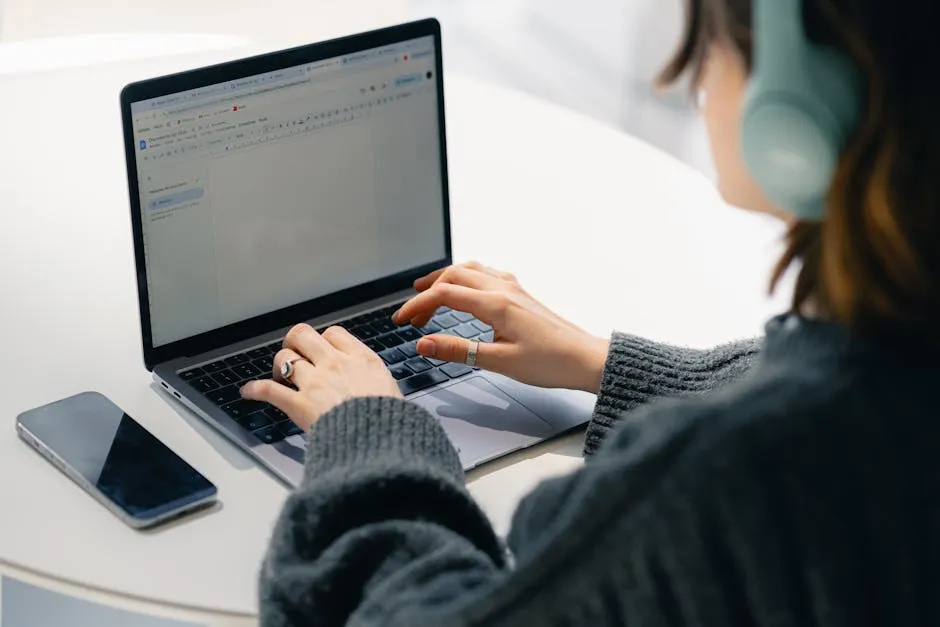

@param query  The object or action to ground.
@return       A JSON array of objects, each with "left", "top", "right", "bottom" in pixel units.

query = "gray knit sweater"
[{"left": 259, "top": 316, "right": 940, "bottom": 626}]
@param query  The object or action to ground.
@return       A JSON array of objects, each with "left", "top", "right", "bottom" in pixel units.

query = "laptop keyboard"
[{"left": 177, "top": 304, "right": 494, "bottom": 445}]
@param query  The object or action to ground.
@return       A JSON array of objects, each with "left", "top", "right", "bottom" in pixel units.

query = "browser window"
[{"left": 130, "top": 36, "right": 446, "bottom": 348}]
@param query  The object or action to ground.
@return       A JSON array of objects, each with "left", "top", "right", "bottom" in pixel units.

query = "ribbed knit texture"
[
  {"left": 586, "top": 333, "right": 762, "bottom": 455},
  {"left": 260, "top": 316, "right": 940, "bottom": 626}
]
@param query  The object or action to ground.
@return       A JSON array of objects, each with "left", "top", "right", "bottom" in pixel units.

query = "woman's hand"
[
  {"left": 241, "top": 324, "right": 402, "bottom": 432},
  {"left": 394, "top": 261, "right": 610, "bottom": 394}
]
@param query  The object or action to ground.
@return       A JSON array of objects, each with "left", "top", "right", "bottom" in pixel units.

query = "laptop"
[{"left": 120, "top": 19, "right": 595, "bottom": 487}]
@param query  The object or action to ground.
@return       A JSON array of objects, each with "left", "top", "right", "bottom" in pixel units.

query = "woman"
[{"left": 243, "top": 0, "right": 940, "bottom": 624}]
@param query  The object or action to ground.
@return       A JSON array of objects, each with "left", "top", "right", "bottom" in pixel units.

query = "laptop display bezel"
[{"left": 120, "top": 19, "right": 452, "bottom": 371}]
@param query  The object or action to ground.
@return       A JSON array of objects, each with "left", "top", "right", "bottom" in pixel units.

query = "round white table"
[{"left": 0, "top": 44, "right": 789, "bottom": 626}]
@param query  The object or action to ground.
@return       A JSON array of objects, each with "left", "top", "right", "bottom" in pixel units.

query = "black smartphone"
[{"left": 16, "top": 391, "right": 218, "bottom": 529}]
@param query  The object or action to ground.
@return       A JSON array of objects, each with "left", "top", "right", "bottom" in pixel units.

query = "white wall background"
[
  {"left": 409, "top": 0, "right": 715, "bottom": 176},
  {"left": 0, "top": 0, "right": 712, "bottom": 176}
]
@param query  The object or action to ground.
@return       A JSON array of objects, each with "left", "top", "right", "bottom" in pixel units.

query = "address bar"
[
  {"left": 166, "top": 55, "right": 402, "bottom": 117},
  {"left": 166, "top": 77, "right": 312, "bottom": 116}
]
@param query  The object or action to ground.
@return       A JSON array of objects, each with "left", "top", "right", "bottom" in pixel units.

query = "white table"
[{"left": 0, "top": 46, "right": 789, "bottom": 626}]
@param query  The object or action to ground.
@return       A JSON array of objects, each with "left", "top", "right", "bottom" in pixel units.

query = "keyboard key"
[
  {"left": 264, "top": 406, "right": 289, "bottom": 423},
  {"left": 441, "top": 363, "right": 473, "bottom": 379},
  {"left": 254, "top": 425, "right": 286, "bottom": 444},
  {"left": 211, "top": 369, "right": 240, "bottom": 386},
  {"left": 455, "top": 323, "right": 480, "bottom": 339},
  {"left": 225, "top": 354, "right": 251, "bottom": 366},
  {"left": 389, "top": 364, "right": 413, "bottom": 380},
  {"left": 265, "top": 341, "right": 283, "bottom": 354},
  {"left": 258, "top": 372, "right": 274, "bottom": 380},
  {"left": 400, "top": 341, "right": 419, "bottom": 358},
  {"left": 252, "top": 357, "right": 274, "bottom": 372},
  {"left": 232, "top": 363, "right": 262, "bottom": 379},
  {"left": 436, "top": 306, "right": 452, "bottom": 314},
  {"left": 222, "top": 399, "right": 268, "bottom": 419},
  {"left": 420, "top": 321, "right": 442, "bottom": 335},
  {"left": 373, "top": 319, "right": 397, "bottom": 334},
  {"left": 365, "top": 339, "right": 385, "bottom": 352},
  {"left": 239, "top": 411, "right": 272, "bottom": 431},
  {"left": 203, "top": 360, "right": 227, "bottom": 374},
  {"left": 453, "top": 311, "right": 475, "bottom": 323},
  {"left": 398, "top": 369, "right": 448, "bottom": 396},
  {"left": 247, "top": 347, "right": 269, "bottom": 359},
  {"left": 378, "top": 333, "right": 405, "bottom": 349},
  {"left": 179, "top": 368, "right": 204, "bottom": 380},
  {"left": 190, "top": 376, "right": 220, "bottom": 393},
  {"left": 433, "top": 313, "right": 459, "bottom": 328},
  {"left": 397, "top": 327, "right": 423, "bottom": 342},
  {"left": 350, "top": 325, "right": 378, "bottom": 340},
  {"left": 480, "top": 331, "right": 494, "bottom": 343},
  {"left": 207, "top": 385, "right": 241, "bottom": 406},
  {"left": 379, "top": 348, "right": 407, "bottom": 365},
  {"left": 471, "top": 320, "right": 493, "bottom": 333},
  {"left": 278, "top": 421, "right": 303, "bottom": 437},
  {"left": 427, "top": 358, "right": 447, "bottom": 366},
  {"left": 405, "top": 357, "right": 432, "bottom": 373}
]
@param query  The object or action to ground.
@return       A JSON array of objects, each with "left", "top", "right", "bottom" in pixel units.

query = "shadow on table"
[{"left": 152, "top": 382, "right": 256, "bottom": 472}]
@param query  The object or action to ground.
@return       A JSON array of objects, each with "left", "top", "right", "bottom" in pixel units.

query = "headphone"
[{"left": 741, "top": 0, "right": 863, "bottom": 221}]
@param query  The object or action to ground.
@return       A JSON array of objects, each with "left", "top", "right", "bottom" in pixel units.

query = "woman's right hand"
[{"left": 393, "top": 262, "right": 610, "bottom": 394}]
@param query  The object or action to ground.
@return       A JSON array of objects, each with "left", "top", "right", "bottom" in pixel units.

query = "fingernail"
[
  {"left": 240, "top": 383, "right": 253, "bottom": 398},
  {"left": 392, "top": 308, "right": 402, "bottom": 323},
  {"left": 417, "top": 338, "right": 436, "bottom": 357}
]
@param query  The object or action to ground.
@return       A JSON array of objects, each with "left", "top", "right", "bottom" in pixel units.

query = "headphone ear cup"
[
  {"left": 742, "top": 0, "right": 863, "bottom": 221},
  {"left": 741, "top": 89, "right": 841, "bottom": 220}
]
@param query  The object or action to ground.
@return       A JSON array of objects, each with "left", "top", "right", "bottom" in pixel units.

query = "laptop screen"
[{"left": 129, "top": 35, "right": 446, "bottom": 348}]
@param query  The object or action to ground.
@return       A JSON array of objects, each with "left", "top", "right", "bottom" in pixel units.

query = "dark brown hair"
[{"left": 659, "top": 0, "right": 940, "bottom": 346}]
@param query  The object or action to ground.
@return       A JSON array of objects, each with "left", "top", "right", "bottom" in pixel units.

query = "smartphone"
[{"left": 16, "top": 391, "right": 218, "bottom": 529}]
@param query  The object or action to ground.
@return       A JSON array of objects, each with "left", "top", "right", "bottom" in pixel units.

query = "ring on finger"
[
  {"left": 465, "top": 339, "right": 480, "bottom": 368},
  {"left": 280, "top": 357, "right": 307, "bottom": 381}
]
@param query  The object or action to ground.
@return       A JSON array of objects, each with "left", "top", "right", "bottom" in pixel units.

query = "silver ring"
[
  {"left": 280, "top": 358, "right": 303, "bottom": 381},
  {"left": 465, "top": 340, "right": 480, "bottom": 368}
]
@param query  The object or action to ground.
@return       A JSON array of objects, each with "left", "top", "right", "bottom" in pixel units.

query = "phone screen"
[{"left": 18, "top": 392, "right": 216, "bottom": 521}]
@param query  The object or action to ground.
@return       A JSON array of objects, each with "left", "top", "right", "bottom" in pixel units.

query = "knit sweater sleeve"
[
  {"left": 585, "top": 333, "right": 762, "bottom": 455},
  {"left": 259, "top": 393, "right": 756, "bottom": 627}
]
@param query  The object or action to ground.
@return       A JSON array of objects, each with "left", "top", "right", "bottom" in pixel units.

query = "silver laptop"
[{"left": 120, "top": 19, "right": 594, "bottom": 487}]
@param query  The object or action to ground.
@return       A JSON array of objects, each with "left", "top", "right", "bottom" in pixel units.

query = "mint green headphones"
[{"left": 742, "top": 0, "right": 862, "bottom": 220}]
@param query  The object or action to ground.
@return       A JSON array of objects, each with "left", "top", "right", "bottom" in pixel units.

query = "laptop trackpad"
[{"left": 411, "top": 376, "right": 554, "bottom": 468}]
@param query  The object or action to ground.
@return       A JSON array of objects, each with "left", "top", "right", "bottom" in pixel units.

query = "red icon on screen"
[
  {"left": 403, "top": 55, "right": 409, "bottom": 61},
  {"left": 233, "top": 105, "right": 239, "bottom": 112}
]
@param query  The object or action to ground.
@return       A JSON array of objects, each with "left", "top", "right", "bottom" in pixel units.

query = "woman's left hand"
[{"left": 240, "top": 324, "right": 403, "bottom": 432}]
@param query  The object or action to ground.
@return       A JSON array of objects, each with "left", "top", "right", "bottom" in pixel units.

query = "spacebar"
[{"left": 398, "top": 369, "right": 449, "bottom": 396}]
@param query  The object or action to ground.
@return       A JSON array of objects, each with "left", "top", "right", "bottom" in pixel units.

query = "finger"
[
  {"left": 273, "top": 348, "right": 316, "bottom": 387},
  {"left": 442, "top": 265, "right": 504, "bottom": 290},
  {"left": 416, "top": 334, "right": 507, "bottom": 371},
  {"left": 486, "top": 266, "right": 518, "bottom": 283},
  {"left": 395, "top": 283, "right": 508, "bottom": 328},
  {"left": 398, "top": 268, "right": 506, "bottom": 327},
  {"left": 240, "top": 379, "right": 306, "bottom": 420},
  {"left": 284, "top": 323, "right": 333, "bottom": 365},
  {"left": 320, "top": 325, "right": 367, "bottom": 355},
  {"left": 413, "top": 267, "right": 447, "bottom": 291},
  {"left": 413, "top": 261, "right": 494, "bottom": 291}
]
